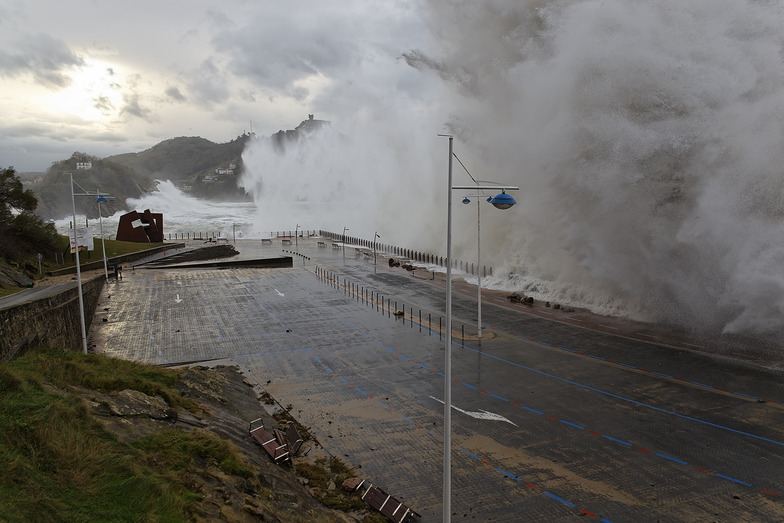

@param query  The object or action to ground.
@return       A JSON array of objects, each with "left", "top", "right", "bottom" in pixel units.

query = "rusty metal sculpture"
[{"left": 116, "top": 210, "right": 163, "bottom": 243}]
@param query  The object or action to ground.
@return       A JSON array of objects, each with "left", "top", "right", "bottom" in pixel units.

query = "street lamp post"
[
  {"left": 462, "top": 196, "right": 484, "bottom": 338},
  {"left": 70, "top": 177, "right": 117, "bottom": 354},
  {"left": 439, "top": 135, "right": 518, "bottom": 521},
  {"left": 295, "top": 224, "right": 300, "bottom": 249},
  {"left": 69, "top": 174, "right": 88, "bottom": 354},
  {"left": 96, "top": 191, "right": 115, "bottom": 283},
  {"left": 373, "top": 232, "right": 381, "bottom": 266},
  {"left": 343, "top": 226, "right": 349, "bottom": 263}
]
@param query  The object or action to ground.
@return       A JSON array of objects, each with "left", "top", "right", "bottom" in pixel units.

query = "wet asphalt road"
[{"left": 90, "top": 239, "right": 784, "bottom": 522}]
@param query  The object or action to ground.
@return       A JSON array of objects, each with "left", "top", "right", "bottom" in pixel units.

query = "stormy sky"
[{"left": 0, "top": 0, "right": 430, "bottom": 171}]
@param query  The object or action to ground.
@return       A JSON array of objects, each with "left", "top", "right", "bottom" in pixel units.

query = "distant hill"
[
  {"left": 31, "top": 153, "right": 156, "bottom": 221},
  {"left": 106, "top": 134, "right": 251, "bottom": 200},
  {"left": 30, "top": 117, "right": 331, "bottom": 220}
]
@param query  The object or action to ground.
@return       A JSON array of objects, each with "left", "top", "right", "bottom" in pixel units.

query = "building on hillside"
[
  {"left": 295, "top": 114, "right": 331, "bottom": 133},
  {"left": 76, "top": 162, "right": 92, "bottom": 169}
]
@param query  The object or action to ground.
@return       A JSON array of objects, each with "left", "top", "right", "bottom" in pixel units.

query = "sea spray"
[{"left": 242, "top": 1, "right": 784, "bottom": 340}]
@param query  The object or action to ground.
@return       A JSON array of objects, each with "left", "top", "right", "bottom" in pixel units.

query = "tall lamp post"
[
  {"left": 373, "top": 231, "right": 381, "bottom": 266},
  {"left": 295, "top": 224, "right": 300, "bottom": 248},
  {"left": 69, "top": 173, "right": 88, "bottom": 354},
  {"left": 461, "top": 196, "right": 484, "bottom": 338},
  {"left": 70, "top": 176, "right": 117, "bottom": 354},
  {"left": 342, "top": 226, "right": 349, "bottom": 263},
  {"left": 96, "top": 191, "right": 115, "bottom": 283},
  {"left": 438, "top": 135, "right": 518, "bottom": 521}
]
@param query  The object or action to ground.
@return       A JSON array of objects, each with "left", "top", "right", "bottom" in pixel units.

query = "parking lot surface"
[{"left": 90, "top": 239, "right": 784, "bottom": 522}]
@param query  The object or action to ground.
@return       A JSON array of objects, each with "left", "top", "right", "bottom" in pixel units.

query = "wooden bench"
[
  {"left": 285, "top": 424, "right": 304, "bottom": 455},
  {"left": 317, "top": 241, "right": 326, "bottom": 248},
  {"left": 249, "top": 419, "right": 305, "bottom": 464},
  {"left": 261, "top": 238, "right": 273, "bottom": 244},
  {"left": 282, "top": 239, "right": 292, "bottom": 245},
  {"left": 249, "top": 419, "right": 289, "bottom": 462},
  {"left": 359, "top": 483, "right": 420, "bottom": 522}
]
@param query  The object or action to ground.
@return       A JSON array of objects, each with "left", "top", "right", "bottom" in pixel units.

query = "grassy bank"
[
  {"left": 0, "top": 346, "right": 382, "bottom": 522},
  {"left": 0, "top": 347, "right": 236, "bottom": 521}
]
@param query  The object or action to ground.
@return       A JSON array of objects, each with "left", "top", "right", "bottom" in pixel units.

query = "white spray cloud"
[{"left": 242, "top": 0, "right": 784, "bottom": 338}]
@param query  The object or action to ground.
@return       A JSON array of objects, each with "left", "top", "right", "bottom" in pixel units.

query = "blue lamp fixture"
[{"left": 488, "top": 190, "right": 516, "bottom": 209}]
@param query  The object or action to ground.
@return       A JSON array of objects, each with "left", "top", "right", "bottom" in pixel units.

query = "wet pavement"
[{"left": 90, "top": 238, "right": 784, "bottom": 522}]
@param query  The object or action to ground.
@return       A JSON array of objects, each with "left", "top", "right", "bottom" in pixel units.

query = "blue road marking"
[
  {"left": 453, "top": 340, "right": 784, "bottom": 447},
  {"left": 715, "top": 473, "right": 752, "bottom": 486},
  {"left": 604, "top": 436, "right": 631, "bottom": 446},
  {"left": 657, "top": 454, "right": 687, "bottom": 465},
  {"left": 543, "top": 491, "right": 575, "bottom": 508}
]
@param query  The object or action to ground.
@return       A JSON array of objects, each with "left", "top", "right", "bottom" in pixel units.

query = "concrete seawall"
[{"left": 0, "top": 275, "right": 105, "bottom": 362}]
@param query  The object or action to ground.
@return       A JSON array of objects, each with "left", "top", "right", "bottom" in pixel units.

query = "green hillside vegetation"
[
  {"left": 0, "top": 167, "right": 62, "bottom": 278},
  {"left": 31, "top": 152, "right": 156, "bottom": 221},
  {"left": 0, "top": 347, "right": 241, "bottom": 521},
  {"left": 107, "top": 134, "right": 252, "bottom": 200},
  {"left": 0, "top": 347, "right": 381, "bottom": 522}
]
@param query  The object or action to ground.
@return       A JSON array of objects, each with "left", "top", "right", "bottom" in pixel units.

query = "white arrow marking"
[
  {"left": 274, "top": 289, "right": 284, "bottom": 297},
  {"left": 175, "top": 294, "right": 183, "bottom": 303},
  {"left": 430, "top": 396, "right": 518, "bottom": 426}
]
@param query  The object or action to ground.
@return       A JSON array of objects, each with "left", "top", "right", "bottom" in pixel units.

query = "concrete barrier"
[{"left": 0, "top": 275, "right": 105, "bottom": 361}]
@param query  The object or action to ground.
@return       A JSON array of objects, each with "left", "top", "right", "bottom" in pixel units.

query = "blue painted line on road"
[
  {"left": 691, "top": 381, "right": 713, "bottom": 388},
  {"left": 324, "top": 366, "right": 334, "bottom": 373},
  {"left": 499, "top": 469, "right": 519, "bottom": 480},
  {"left": 235, "top": 348, "right": 312, "bottom": 358},
  {"left": 651, "top": 371, "right": 673, "bottom": 378},
  {"left": 715, "top": 473, "right": 752, "bottom": 486},
  {"left": 734, "top": 392, "right": 758, "bottom": 399},
  {"left": 560, "top": 420, "right": 584, "bottom": 430},
  {"left": 523, "top": 406, "right": 543, "bottom": 415},
  {"left": 355, "top": 387, "right": 367, "bottom": 395},
  {"left": 452, "top": 339, "right": 784, "bottom": 447},
  {"left": 418, "top": 364, "right": 430, "bottom": 370},
  {"left": 604, "top": 435, "right": 631, "bottom": 446},
  {"left": 588, "top": 355, "right": 606, "bottom": 360},
  {"left": 463, "top": 383, "right": 478, "bottom": 390},
  {"left": 543, "top": 491, "right": 575, "bottom": 508},
  {"left": 657, "top": 454, "right": 687, "bottom": 465},
  {"left": 490, "top": 394, "right": 509, "bottom": 401}
]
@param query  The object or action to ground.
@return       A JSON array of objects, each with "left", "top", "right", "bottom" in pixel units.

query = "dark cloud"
[
  {"left": 210, "top": 10, "right": 358, "bottom": 98},
  {"left": 0, "top": 32, "right": 84, "bottom": 88},
  {"left": 93, "top": 95, "right": 114, "bottom": 113},
  {"left": 165, "top": 85, "right": 186, "bottom": 102},
  {"left": 120, "top": 92, "right": 153, "bottom": 120},
  {"left": 185, "top": 57, "right": 230, "bottom": 105}
]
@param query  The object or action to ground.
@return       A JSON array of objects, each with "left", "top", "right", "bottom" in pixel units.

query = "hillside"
[
  {"left": 0, "top": 346, "right": 379, "bottom": 522},
  {"left": 107, "top": 134, "right": 251, "bottom": 200},
  {"left": 31, "top": 153, "right": 156, "bottom": 221},
  {"left": 29, "top": 117, "right": 330, "bottom": 221}
]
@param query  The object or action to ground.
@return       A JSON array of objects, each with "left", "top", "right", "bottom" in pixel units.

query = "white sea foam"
[{"left": 239, "top": 1, "right": 784, "bottom": 339}]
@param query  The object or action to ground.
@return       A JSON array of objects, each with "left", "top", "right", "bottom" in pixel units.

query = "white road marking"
[
  {"left": 275, "top": 289, "right": 285, "bottom": 297},
  {"left": 430, "top": 396, "right": 518, "bottom": 426}
]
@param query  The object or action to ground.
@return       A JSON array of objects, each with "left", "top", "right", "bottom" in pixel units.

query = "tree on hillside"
[
  {"left": 0, "top": 167, "right": 61, "bottom": 267},
  {"left": 1, "top": 166, "right": 37, "bottom": 215}
]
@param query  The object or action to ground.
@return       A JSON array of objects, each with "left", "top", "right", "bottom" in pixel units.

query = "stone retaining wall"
[{"left": 0, "top": 275, "right": 105, "bottom": 362}]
